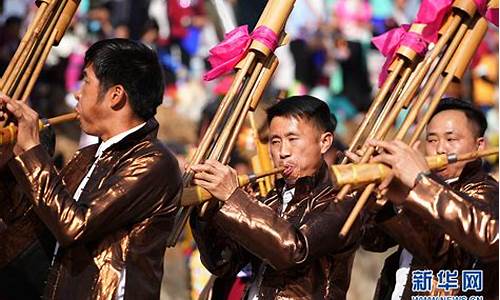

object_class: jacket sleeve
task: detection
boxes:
[402,174,499,262]
[9,144,181,247]
[190,205,251,277]
[360,202,398,253]
[212,188,360,271]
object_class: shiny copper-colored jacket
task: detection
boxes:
[362,159,498,299]
[0,169,53,269]
[0,129,57,298]
[0,169,55,299]
[9,119,182,300]
[191,162,361,299]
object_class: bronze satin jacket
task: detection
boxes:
[0,169,54,268]
[9,119,182,300]
[192,162,361,300]
[362,159,498,299]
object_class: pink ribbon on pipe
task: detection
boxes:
[373,0,498,87]
[415,0,454,43]
[372,25,428,87]
[474,0,499,26]
[203,25,279,81]
[371,0,459,86]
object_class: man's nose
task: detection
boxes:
[73,90,81,102]
[279,141,291,158]
[436,140,447,154]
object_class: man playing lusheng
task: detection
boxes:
[360,98,498,299]
[0,38,182,299]
[190,96,361,299]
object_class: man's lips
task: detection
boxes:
[282,165,294,177]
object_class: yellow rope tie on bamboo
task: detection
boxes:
[196,186,205,204]
[377,164,387,181]
[331,165,343,186]
[352,165,359,185]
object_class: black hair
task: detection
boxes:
[266,95,336,133]
[431,97,487,137]
[4,16,22,27]
[141,19,159,36]
[84,38,164,120]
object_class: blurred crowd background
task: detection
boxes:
[0,0,498,299]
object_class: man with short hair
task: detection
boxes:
[369,139,498,261]
[360,98,498,299]
[0,38,182,299]
[190,95,361,299]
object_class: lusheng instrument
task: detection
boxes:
[181,167,284,206]
[166,0,296,246]
[0,112,78,145]
[0,0,80,104]
[248,112,276,196]
[331,148,499,187]
[337,0,496,237]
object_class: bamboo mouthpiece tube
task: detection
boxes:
[331,148,498,187]
[0,112,78,145]
[181,167,284,206]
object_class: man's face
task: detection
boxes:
[269,116,332,185]
[425,110,484,179]
[74,65,108,137]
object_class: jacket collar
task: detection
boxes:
[455,158,485,187]
[275,160,332,199]
[97,118,160,155]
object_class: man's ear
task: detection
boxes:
[108,85,127,109]
[319,131,334,154]
[476,136,486,151]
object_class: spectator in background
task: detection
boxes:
[331,0,373,112]
[0,16,21,73]
[166,0,206,69]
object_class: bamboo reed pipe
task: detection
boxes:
[340,23,425,164]
[0,1,50,91]
[336,6,475,201]
[167,0,297,247]
[21,29,59,102]
[331,148,498,187]
[12,0,68,100]
[199,60,270,216]
[409,16,488,145]
[198,55,278,217]
[3,0,63,96]
[337,1,483,236]
[181,167,285,206]
[212,61,264,161]
[54,0,80,44]
[368,66,413,142]
[397,21,470,142]
[166,52,258,247]
[220,58,275,163]
[340,59,406,164]
[0,112,78,145]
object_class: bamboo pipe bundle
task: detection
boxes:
[338,0,491,236]
[249,112,276,196]
[331,148,498,187]
[166,0,296,247]
[338,0,479,199]
[0,112,78,145]
[180,167,284,206]
[340,24,426,165]
[0,0,80,106]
